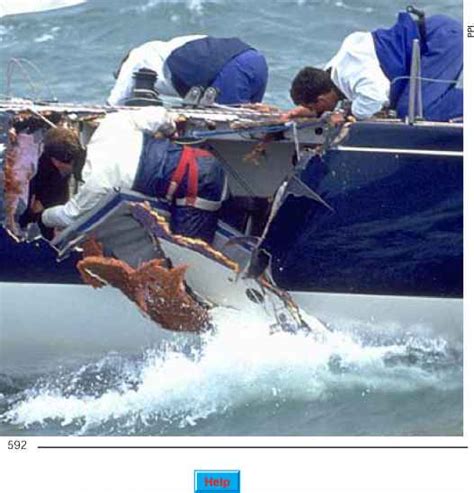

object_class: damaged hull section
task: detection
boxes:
[0,103,463,369]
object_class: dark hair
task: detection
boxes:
[43,126,85,180]
[290,66,335,105]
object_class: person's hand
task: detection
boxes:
[282,105,319,120]
[173,114,188,137]
[136,106,177,137]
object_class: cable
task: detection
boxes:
[5,57,56,101]
[391,75,460,85]
[6,58,39,98]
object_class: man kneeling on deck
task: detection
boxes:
[108,35,268,106]
[286,10,462,121]
[39,107,227,243]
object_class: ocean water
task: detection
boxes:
[0,0,463,436]
[0,0,462,107]
[0,307,463,436]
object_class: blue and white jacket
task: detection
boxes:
[42,107,227,229]
[108,35,252,105]
[325,12,462,121]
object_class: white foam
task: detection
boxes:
[124,0,216,15]
[34,33,54,43]
[334,0,374,13]
[2,307,458,433]
[0,0,86,18]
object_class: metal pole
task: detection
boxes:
[416,48,423,119]
[408,39,421,124]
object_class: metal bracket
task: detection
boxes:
[182,86,219,107]
[183,86,204,106]
[199,86,219,106]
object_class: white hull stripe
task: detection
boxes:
[334,146,463,157]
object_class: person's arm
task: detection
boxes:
[41,180,108,228]
[42,107,177,229]
[41,115,131,228]
[130,106,177,136]
[350,96,385,120]
[282,106,318,119]
[350,79,387,120]
[328,32,390,120]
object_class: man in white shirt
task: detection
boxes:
[40,107,227,243]
[108,35,268,106]
[289,32,390,121]
[287,11,462,122]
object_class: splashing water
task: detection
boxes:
[126,0,212,15]
[0,307,462,435]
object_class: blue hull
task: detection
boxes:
[1,120,463,300]
[261,121,463,298]
[0,228,81,283]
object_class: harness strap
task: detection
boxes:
[186,149,199,206]
[166,146,214,207]
[175,196,222,211]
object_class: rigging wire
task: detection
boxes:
[391,75,461,85]
[5,57,56,101]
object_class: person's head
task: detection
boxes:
[43,126,84,178]
[290,66,340,115]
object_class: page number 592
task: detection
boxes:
[7,440,27,450]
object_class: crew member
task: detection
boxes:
[287,11,462,121]
[19,127,84,239]
[40,107,227,243]
[108,35,268,106]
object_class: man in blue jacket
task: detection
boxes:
[108,35,268,106]
[287,11,462,122]
[40,107,227,244]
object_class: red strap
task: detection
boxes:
[168,146,191,191]
[166,146,213,205]
[186,152,198,206]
